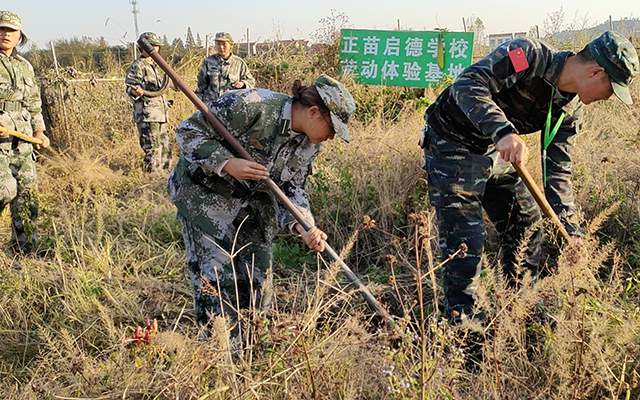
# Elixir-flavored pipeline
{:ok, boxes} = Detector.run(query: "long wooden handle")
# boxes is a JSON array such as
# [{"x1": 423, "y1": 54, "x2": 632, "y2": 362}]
[
  {"x1": 513, "y1": 162, "x2": 572, "y2": 243},
  {"x1": 0, "y1": 126, "x2": 44, "y2": 145},
  {"x1": 137, "y1": 38, "x2": 394, "y2": 326}
]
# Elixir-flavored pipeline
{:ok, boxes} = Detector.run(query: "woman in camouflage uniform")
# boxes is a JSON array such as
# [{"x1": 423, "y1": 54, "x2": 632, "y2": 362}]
[
  {"x1": 168, "y1": 75, "x2": 355, "y2": 334},
  {"x1": 0, "y1": 11, "x2": 49, "y2": 257}
]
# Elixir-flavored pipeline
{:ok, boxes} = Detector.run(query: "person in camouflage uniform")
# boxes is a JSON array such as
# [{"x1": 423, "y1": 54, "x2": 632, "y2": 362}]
[
  {"x1": 125, "y1": 32, "x2": 172, "y2": 172},
  {"x1": 195, "y1": 32, "x2": 256, "y2": 104},
  {"x1": 421, "y1": 31, "x2": 638, "y2": 322},
  {"x1": 168, "y1": 75, "x2": 355, "y2": 334},
  {"x1": 0, "y1": 11, "x2": 50, "y2": 257}
]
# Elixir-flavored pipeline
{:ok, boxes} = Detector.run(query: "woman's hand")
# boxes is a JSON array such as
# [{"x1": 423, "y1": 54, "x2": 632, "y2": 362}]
[
  {"x1": 295, "y1": 224, "x2": 328, "y2": 252},
  {"x1": 222, "y1": 158, "x2": 269, "y2": 181},
  {"x1": 131, "y1": 85, "x2": 145, "y2": 97},
  {"x1": 33, "y1": 131, "x2": 50, "y2": 149}
]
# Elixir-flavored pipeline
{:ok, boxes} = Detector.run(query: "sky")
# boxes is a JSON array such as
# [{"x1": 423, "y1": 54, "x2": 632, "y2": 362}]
[{"x1": 3, "y1": 0, "x2": 639, "y2": 48}]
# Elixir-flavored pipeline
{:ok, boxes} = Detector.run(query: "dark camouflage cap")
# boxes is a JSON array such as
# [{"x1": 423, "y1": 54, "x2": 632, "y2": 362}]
[
  {"x1": 0, "y1": 10, "x2": 27, "y2": 41},
  {"x1": 215, "y1": 32, "x2": 233, "y2": 43},
  {"x1": 139, "y1": 32, "x2": 162, "y2": 46},
  {"x1": 588, "y1": 31, "x2": 639, "y2": 105},
  {"x1": 314, "y1": 75, "x2": 356, "y2": 142}
]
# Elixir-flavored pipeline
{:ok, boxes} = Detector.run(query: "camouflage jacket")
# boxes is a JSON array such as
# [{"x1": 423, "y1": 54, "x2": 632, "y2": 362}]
[
  {"x1": 195, "y1": 54, "x2": 256, "y2": 104},
  {"x1": 125, "y1": 57, "x2": 168, "y2": 123},
  {"x1": 168, "y1": 89, "x2": 319, "y2": 240},
  {"x1": 0, "y1": 51, "x2": 45, "y2": 153},
  {"x1": 424, "y1": 38, "x2": 582, "y2": 233}
]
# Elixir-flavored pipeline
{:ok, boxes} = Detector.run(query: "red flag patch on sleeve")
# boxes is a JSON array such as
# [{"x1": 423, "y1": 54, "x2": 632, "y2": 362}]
[{"x1": 508, "y1": 48, "x2": 529, "y2": 73}]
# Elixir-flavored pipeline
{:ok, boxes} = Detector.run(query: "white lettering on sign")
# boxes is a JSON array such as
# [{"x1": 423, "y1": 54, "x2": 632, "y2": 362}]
[
  {"x1": 405, "y1": 37, "x2": 424, "y2": 57},
  {"x1": 425, "y1": 62, "x2": 444, "y2": 82},
  {"x1": 449, "y1": 38, "x2": 470, "y2": 59},
  {"x1": 383, "y1": 37, "x2": 401, "y2": 56},
  {"x1": 342, "y1": 35, "x2": 359, "y2": 54},
  {"x1": 361, "y1": 60, "x2": 379, "y2": 79},
  {"x1": 363, "y1": 36, "x2": 381, "y2": 56}
]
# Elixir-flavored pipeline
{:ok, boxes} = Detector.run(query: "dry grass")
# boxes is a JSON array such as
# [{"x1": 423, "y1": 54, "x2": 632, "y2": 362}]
[{"x1": 0, "y1": 61, "x2": 638, "y2": 399}]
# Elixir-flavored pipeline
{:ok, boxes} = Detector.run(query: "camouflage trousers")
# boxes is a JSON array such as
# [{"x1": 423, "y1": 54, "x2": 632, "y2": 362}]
[
  {"x1": 136, "y1": 122, "x2": 171, "y2": 172},
  {"x1": 178, "y1": 202, "x2": 274, "y2": 329},
  {"x1": 0, "y1": 148, "x2": 39, "y2": 254},
  {"x1": 423, "y1": 129, "x2": 543, "y2": 317}
]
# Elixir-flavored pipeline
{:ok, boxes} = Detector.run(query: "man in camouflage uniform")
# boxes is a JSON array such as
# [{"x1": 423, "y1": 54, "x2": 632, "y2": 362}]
[
  {"x1": 125, "y1": 32, "x2": 172, "y2": 172},
  {"x1": 0, "y1": 11, "x2": 50, "y2": 257},
  {"x1": 195, "y1": 32, "x2": 255, "y2": 104},
  {"x1": 168, "y1": 75, "x2": 355, "y2": 333},
  {"x1": 421, "y1": 32, "x2": 638, "y2": 322}
]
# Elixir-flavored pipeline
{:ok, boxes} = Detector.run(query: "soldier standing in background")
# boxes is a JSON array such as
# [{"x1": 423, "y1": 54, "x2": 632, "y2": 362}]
[
  {"x1": 125, "y1": 32, "x2": 173, "y2": 173},
  {"x1": 421, "y1": 31, "x2": 638, "y2": 324},
  {"x1": 195, "y1": 32, "x2": 255, "y2": 104},
  {"x1": 0, "y1": 10, "x2": 50, "y2": 263}
]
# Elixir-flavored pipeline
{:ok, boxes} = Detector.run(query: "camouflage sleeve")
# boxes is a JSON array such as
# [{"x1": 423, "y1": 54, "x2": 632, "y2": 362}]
[
  {"x1": 276, "y1": 143, "x2": 319, "y2": 231},
  {"x1": 543, "y1": 112, "x2": 583, "y2": 237},
  {"x1": 125, "y1": 61, "x2": 143, "y2": 98},
  {"x1": 239, "y1": 60, "x2": 256, "y2": 89},
  {"x1": 176, "y1": 95, "x2": 251, "y2": 175},
  {"x1": 24, "y1": 64, "x2": 45, "y2": 132},
  {"x1": 195, "y1": 59, "x2": 208, "y2": 100},
  {"x1": 450, "y1": 38, "x2": 551, "y2": 143},
  {"x1": 276, "y1": 166, "x2": 316, "y2": 232}
]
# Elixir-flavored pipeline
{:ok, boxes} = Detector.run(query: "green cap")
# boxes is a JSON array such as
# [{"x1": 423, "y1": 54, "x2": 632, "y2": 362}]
[
  {"x1": 0, "y1": 10, "x2": 26, "y2": 42},
  {"x1": 215, "y1": 32, "x2": 233, "y2": 43},
  {"x1": 314, "y1": 75, "x2": 356, "y2": 142},
  {"x1": 588, "y1": 31, "x2": 639, "y2": 105},
  {"x1": 139, "y1": 32, "x2": 162, "y2": 47}
]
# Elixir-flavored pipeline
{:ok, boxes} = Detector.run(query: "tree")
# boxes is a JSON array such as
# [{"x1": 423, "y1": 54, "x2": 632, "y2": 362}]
[
  {"x1": 172, "y1": 37, "x2": 185, "y2": 52},
  {"x1": 185, "y1": 27, "x2": 196, "y2": 48},
  {"x1": 312, "y1": 9, "x2": 350, "y2": 44},
  {"x1": 528, "y1": 25, "x2": 539, "y2": 39},
  {"x1": 543, "y1": 6, "x2": 566, "y2": 45},
  {"x1": 463, "y1": 16, "x2": 487, "y2": 56},
  {"x1": 196, "y1": 33, "x2": 203, "y2": 48},
  {"x1": 162, "y1": 35, "x2": 169, "y2": 47}
]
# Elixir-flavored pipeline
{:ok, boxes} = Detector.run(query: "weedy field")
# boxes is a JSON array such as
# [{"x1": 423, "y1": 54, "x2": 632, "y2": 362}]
[{"x1": 0, "y1": 47, "x2": 639, "y2": 399}]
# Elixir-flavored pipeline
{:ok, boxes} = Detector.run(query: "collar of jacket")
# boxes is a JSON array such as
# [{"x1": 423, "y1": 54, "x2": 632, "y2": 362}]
[
  {"x1": 215, "y1": 54, "x2": 233, "y2": 65},
  {"x1": 544, "y1": 50, "x2": 574, "y2": 86},
  {"x1": 279, "y1": 98, "x2": 299, "y2": 138},
  {"x1": 0, "y1": 50, "x2": 18, "y2": 60}
]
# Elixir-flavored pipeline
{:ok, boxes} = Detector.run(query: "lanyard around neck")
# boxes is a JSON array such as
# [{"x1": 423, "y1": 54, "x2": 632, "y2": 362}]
[{"x1": 542, "y1": 87, "x2": 566, "y2": 187}]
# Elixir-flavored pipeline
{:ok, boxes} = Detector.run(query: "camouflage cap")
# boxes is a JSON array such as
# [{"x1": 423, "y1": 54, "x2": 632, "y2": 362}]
[
  {"x1": 0, "y1": 10, "x2": 26, "y2": 41},
  {"x1": 314, "y1": 75, "x2": 356, "y2": 142},
  {"x1": 139, "y1": 32, "x2": 162, "y2": 47},
  {"x1": 588, "y1": 31, "x2": 639, "y2": 105},
  {"x1": 215, "y1": 32, "x2": 233, "y2": 43}
]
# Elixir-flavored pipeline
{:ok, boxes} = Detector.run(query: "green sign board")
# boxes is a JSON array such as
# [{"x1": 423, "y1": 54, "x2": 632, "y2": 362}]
[{"x1": 339, "y1": 29, "x2": 474, "y2": 87}]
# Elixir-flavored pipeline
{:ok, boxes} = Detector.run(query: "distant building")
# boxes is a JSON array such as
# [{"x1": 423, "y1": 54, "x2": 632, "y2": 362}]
[{"x1": 488, "y1": 32, "x2": 528, "y2": 50}]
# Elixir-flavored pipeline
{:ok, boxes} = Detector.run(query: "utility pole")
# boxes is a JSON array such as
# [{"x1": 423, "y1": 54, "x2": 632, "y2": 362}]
[
  {"x1": 246, "y1": 28, "x2": 250, "y2": 57},
  {"x1": 130, "y1": 0, "x2": 140, "y2": 59},
  {"x1": 130, "y1": 0, "x2": 140, "y2": 37}
]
